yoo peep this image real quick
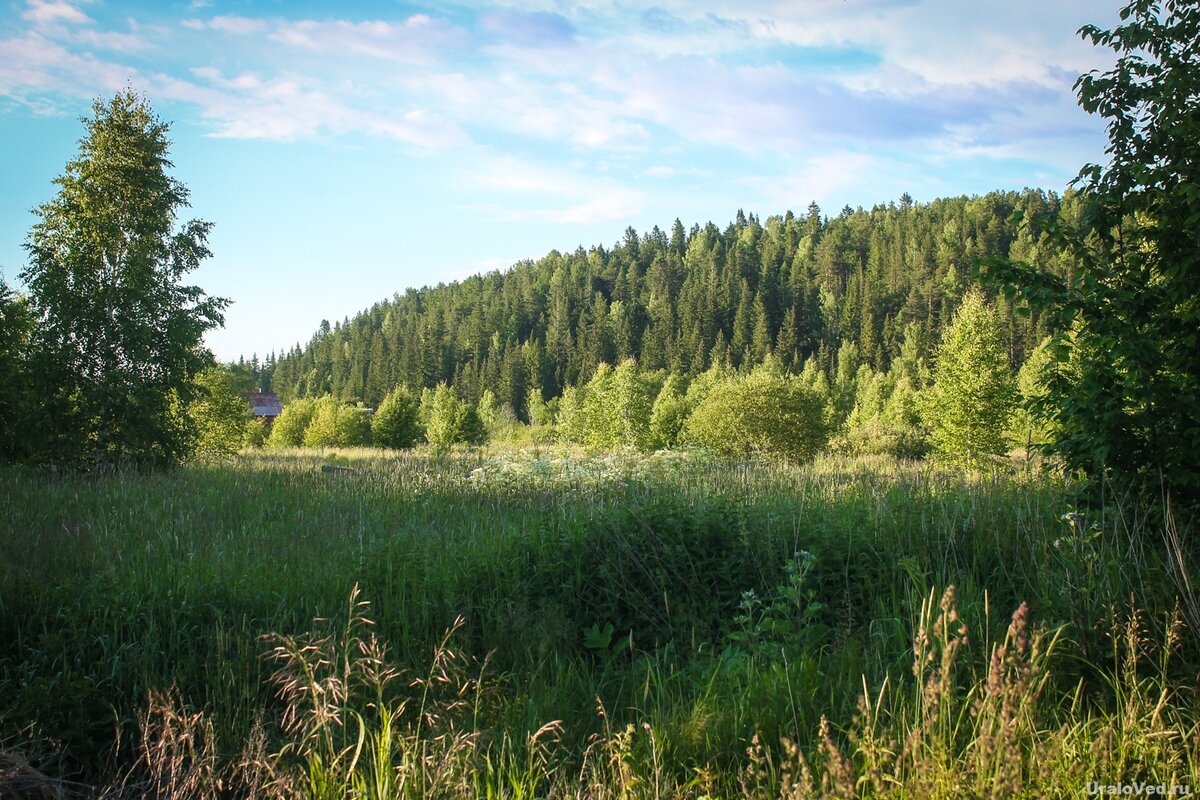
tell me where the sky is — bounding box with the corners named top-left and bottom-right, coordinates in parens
top-left (0, 0), bottom-right (1117, 363)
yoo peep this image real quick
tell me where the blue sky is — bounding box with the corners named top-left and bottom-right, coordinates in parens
top-left (0, 0), bottom-right (1115, 363)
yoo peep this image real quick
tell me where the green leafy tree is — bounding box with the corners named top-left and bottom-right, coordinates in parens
top-left (301, 396), bottom-right (341, 448)
top-left (580, 359), bottom-right (654, 450)
top-left (20, 90), bottom-right (227, 467)
top-left (371, 385), bottom-right (423, 449)
top-left (684, 368), bottom-right (827, 462)
top-left (556, 385), bottom-right (586, 444)
top-left (648, 373), bottom-right (689, 449)
top-left (476, 389), bottom-right (499, 432)
top-left (189, 365), bottom-right (251, 461)
top-left (611, 359), bottom-right (655, 450)
top-left (267, 397), bottom-right (318, 448)
top-left (303, 397), bottom-right (371, 448)
top-left (581, 363), bottom-right (618, 448)
top-left (922, 290), bottom-right (1015, 467)
top-left (1008, 337), bottom-right (1058, 452)
top-left (426, 383), bottom-right (463, 453)
top-left (983, 0), bottom-right (1200, 505)
top-left (243, 417), bottom-right (268, 449)
top-left (526, 385), bottom-right (552, 427)
top-left (881, 374), bottom-right (929, 458)
top-left (0, 279), bottom-right (33, 461)
top-left (456, 404), bottom-right (488, 446)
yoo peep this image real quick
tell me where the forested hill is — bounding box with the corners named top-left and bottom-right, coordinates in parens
top-left (259, 189), bottom-right (1073, 417)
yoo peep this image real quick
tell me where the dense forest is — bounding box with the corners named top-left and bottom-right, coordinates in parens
top-left (253, 190), bottom-right (1073, 417)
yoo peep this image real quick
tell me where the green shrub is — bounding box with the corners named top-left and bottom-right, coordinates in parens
top-left (266, 396), bottom-right (317, 448)
top-left (303, 397), bottom-right (372, 448)
top-left (648, 373), bottom-right (688, 449)
top-left (371, 385), bottom-right (423, 449)
top-left (188, 365), bottom-right (251, 462)
top-left (684, 369), bottom-right (827, 462)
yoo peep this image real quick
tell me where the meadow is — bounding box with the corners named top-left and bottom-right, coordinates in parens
top-left (1, 448), bottom-right (1197, 798)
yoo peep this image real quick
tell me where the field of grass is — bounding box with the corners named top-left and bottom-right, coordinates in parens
top-left (1, 447), bottom-right (1197, 797)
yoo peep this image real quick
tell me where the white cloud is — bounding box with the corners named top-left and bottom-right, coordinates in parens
top-left (0, 32), bottom-right (134, 104)
top-left (0, 0), bottom-right (1108, 180)
top-left (22, 0), bottom-right (91, 27)
top-left (464, 154), bottom-right (644, 225)
top-left (744, 152), bottom-right (881, 210)
top-left (158, 67), bottom-right (470, 150)
top-left (207, 16), bottom-right (269, 36)
top-left (77, 28), bottom-right (150, 52)
top-left (268, 15), bottom-right (466, 65)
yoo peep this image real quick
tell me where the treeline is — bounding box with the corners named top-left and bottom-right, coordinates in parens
top-left (257, 190), bottom-right (1074, 418)
top-left (257, 288), bottom-right (1039, 468)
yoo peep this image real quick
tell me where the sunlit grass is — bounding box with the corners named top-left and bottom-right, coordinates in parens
top-left (0, 448), bottom-right (1195, 796)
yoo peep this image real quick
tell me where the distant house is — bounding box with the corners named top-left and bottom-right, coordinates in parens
top-left (250, 392), bottom-right (283, 423)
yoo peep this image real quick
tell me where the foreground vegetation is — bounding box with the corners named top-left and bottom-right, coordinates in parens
top-left (1, 448), bottom-right (1196, 797)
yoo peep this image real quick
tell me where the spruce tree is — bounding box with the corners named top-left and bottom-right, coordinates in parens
top-left (922, 290), bottom-right (1015, 467)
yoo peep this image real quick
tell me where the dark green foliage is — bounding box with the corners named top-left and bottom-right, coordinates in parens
top-left (267, 191), bottom-right (1063, 419)
top-left (982, 0), bottom-right (1200, 506)
top-left (0, 279), bottom-right (32, 462)
top-left (520, 494), bottom-right (765, 651)
top-left (1009, 337), bottom-right (1057, 450)
top-left (456, 404), bottom-right (487, 446)
top-left (371, 385), bottom-right (423, 449)
top-left (19, 91), bottom-right (227, 467)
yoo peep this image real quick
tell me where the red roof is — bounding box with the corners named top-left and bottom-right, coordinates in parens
top-left (250, 392), bottom-right (283, 417)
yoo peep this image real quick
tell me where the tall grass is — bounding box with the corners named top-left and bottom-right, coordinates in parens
top-left (0, 448), bottom-right (1195, 796)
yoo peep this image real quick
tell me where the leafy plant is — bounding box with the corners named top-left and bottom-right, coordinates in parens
top-left (20, 90), bottom-right (227, 468)
top-left (981, 0), bottom-right (1200, 508)
top-left (921, 289), bottom-right (1015, 468)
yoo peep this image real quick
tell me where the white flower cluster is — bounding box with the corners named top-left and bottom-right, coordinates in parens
top-left (465, 449), bottom-right (717, 493)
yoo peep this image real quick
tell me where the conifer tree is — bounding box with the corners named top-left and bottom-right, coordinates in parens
top-left (922, 290), bottom-right (1015, 467)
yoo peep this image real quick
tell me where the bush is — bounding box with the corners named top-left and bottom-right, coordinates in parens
top-left (648, 373), bottom-right (688, 449)
top-left (188, 366), bottom-right (251, 462)
top-left (267, 397), bottom-right (317, 448)
top-left (303, 397), bottom-right (372, 448)
top-left (371, 386), bottom-right (423, 449)
top-left (243, 417), bottom-right (268, 449)
top-left (684, 369), bottom-right (828, 462)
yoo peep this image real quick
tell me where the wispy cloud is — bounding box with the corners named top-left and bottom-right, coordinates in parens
top-left (159, 66), bottom-right (470, 149)
top-left (480, 10), bottom-right (575, 48)
top-left (268, 15), bottom-right (466, 65)
top-left (464, 154), bottom-right (645, 225)
top-left (206, 16), bottom-right (269, 36)
top-left (22, 0), bottom-right (91, 27)
top-left (0, 0), bottom-right (1107, 220)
